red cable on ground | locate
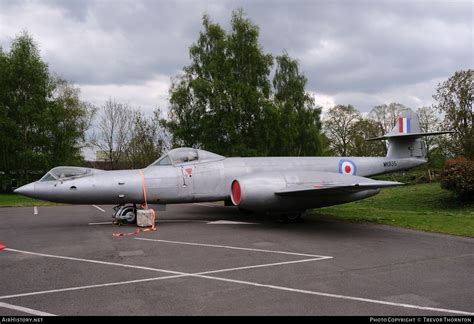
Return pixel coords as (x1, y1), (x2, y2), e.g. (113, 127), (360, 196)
(0, 241), (6, 250)
(112, 169), (157, 237)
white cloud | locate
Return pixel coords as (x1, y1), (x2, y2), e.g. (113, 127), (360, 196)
(79, 74), (170, 115)
(309, 92), (335, 116)
(1, 0), (471, 120)
(332, 77), (446, 113)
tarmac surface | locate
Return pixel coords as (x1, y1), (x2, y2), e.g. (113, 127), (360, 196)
(0, 203), (473, 316)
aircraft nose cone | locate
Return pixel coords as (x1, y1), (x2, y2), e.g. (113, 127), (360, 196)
(14, 183), (35, 197)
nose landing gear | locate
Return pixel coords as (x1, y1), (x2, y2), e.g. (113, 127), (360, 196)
(112, 204), (137, 225)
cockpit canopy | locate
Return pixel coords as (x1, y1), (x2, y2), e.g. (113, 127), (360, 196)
(39, 166), (101, 182)
(150, 148), (224, 167)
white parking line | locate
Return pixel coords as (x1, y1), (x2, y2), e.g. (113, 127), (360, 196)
(0, 257), (321, 301)
(88, 221), (113, 225)
(201, 258), (325, 274)
(0, 248), (321, 301)
(92, 205), (106, 212)
(1, 248), (472, 315)
(207, 220), (258, 225)
(33, 206), (38, 215)
(135, 238), (332, 259)
(194, 274), (474, 316)
(0, 301), (56, 316)
(3, 248), (183, 276)
(1, 248), (325, 280)
(0, 275), (185, 300)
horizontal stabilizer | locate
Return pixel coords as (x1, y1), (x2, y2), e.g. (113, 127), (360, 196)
(366, 131), (455, 141)
(275, 179), (403, 196)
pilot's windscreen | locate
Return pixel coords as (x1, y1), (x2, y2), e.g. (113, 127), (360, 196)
(155, 156), (172, 166)
(40, 173), (57, 182)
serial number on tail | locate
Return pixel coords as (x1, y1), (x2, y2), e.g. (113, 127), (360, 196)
(383, 161), (398, 167)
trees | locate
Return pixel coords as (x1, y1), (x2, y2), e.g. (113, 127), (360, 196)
(0, 32), (53, 182)
(433, 69), (473, 159)
(368, 103), (408, 135)
(92, 99), (134, 170)
(350, 119), (386, 157)
(271, 53), (323, 156)
(166, 9), (324, 157)
(417, 106), (441, 154)
(0, 32), (93, 189)
(323, 105), (360, 156)
(323, 105), (385, 157)
(48, 77), (96, 167)
(166, 14), (230, 152)
(125, 108), (169, 169)
(440, 157), (474, 201)
(416, 106), (445, 166)
(167, 10), (273, 156)
(93, 101), (169, 170)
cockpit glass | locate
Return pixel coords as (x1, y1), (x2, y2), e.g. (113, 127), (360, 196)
(170, 149), (198, 164)
(155, 155), (172, 166)
(41, 167), (92, 181)
(40, 173), (57, 182)
(148, 148), (224, 167)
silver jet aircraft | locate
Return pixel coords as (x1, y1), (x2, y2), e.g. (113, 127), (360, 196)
(15, 109), (451, 222)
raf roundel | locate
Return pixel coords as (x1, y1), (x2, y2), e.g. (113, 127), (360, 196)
(339, 160), (357, 175)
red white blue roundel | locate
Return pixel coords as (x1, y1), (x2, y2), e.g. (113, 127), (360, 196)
(339, 159), (357, 175)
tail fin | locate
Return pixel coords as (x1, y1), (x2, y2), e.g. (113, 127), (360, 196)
(367, 109), (454, 159)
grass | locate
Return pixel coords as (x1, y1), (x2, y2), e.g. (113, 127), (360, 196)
(0, 194), (62, 207)
(315, 182), (474, 237)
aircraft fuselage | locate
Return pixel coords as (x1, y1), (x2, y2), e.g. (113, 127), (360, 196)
(21, 155), (425, 208)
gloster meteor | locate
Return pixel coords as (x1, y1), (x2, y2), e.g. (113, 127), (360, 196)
(15, 109), (451, 223)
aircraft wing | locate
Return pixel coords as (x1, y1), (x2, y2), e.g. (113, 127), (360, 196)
(274, 178), (403, 196)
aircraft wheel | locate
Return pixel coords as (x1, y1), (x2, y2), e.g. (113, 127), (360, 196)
(278, 212), (303, 223)
(121, 206), (137, 224)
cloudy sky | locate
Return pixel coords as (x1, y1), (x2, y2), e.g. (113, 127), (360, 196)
(0, 0), (472, 116)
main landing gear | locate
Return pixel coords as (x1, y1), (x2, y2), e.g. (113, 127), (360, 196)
(112, 204), (137, 225)
(276, 211), (304, 223)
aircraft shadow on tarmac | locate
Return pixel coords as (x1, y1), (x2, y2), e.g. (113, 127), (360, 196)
(154, 204), (373, 238)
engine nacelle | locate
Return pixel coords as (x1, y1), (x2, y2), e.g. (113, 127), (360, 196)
(230, 171), (382, 212)
(230, 172), (288, 211)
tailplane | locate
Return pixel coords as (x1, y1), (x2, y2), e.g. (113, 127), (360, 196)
(367, 109), (454, 159)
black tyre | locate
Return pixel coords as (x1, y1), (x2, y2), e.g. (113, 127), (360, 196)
(277, 212), (303, 223)
(121, 206), (137, 224)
